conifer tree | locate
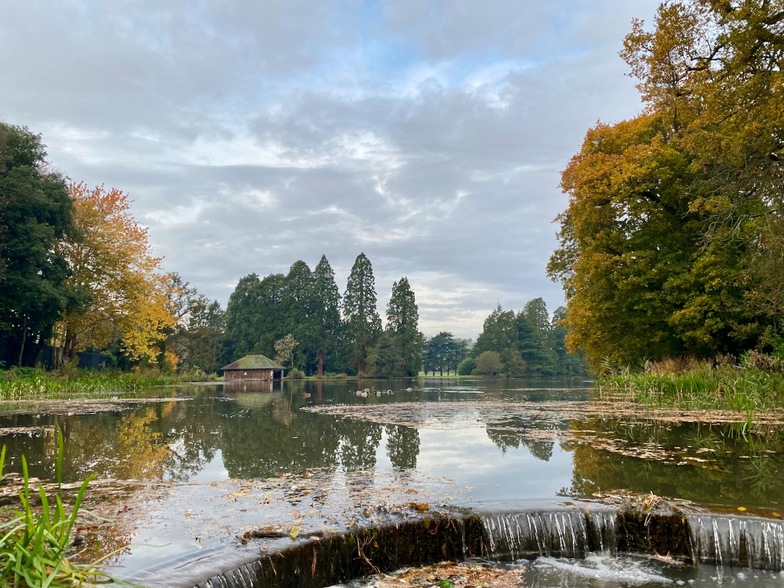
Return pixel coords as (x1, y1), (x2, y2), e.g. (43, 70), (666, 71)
(343, 253), (381, 375)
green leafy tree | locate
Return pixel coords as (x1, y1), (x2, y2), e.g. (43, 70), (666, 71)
(343, 253), (382, 375)
(475, 351), (503, 377)
(384, 277), (423, 376)
(283, 260), (315, 372)
(223, 273), (263, 361)
(312, 255), (343, 375)
(474, 305), (525, 376)
(424, 331), (465, 376)
(0, 123), (75, 366)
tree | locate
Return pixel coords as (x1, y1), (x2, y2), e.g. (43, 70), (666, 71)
(424, 331), (464, 376)
(54, 182), (176, 365)
(311, 255), (343, 376)
(223, 273), (263, 361)
(548, 1), (784, 371)
(283, 260), (315, 372)
(518, 298), (558, 375)
(0, 123), (74, 366)
(343, 253), (382, 375)
(475, 351), (503, 377)
(474, 305), (525, 376)
(274, 334), (298, 371)
(385, 277), (423, 376)
(165, 275), (226, 374)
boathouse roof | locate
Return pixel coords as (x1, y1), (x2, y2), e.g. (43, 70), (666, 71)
(221, 354), (285, 371)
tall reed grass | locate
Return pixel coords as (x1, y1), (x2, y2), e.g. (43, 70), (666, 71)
(598, 353), (784, 417)
(0, 368), (180, 401)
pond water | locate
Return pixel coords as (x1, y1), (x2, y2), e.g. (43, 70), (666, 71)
(1, 378), (783, 586)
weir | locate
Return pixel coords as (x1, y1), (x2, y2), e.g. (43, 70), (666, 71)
(187, 508), (784, 588)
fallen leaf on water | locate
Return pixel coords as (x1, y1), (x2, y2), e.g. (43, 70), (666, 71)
(289, 526), (300, 540)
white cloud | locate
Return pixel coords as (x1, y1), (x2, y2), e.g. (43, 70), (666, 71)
(0, 0), (661, 340)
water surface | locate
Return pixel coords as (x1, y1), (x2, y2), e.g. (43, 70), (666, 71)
(1, 378), (782, 585)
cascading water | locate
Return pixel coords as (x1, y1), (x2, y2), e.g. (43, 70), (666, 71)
(688, 514), (784, 571)
(479, 508), (618, 560)
(183, 508), (784, 588)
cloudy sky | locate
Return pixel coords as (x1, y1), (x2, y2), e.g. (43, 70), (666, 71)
(1, 0), (660, 340)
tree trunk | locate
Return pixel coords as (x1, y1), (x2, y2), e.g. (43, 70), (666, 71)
(17, 316), (28, 366)
(317, 349), (325, 376)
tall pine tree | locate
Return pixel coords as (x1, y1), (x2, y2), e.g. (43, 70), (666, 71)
(343, 253), (381, 375)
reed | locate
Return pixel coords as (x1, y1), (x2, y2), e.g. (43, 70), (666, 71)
(0, 368), (180, 401)
(598, 353), (784, 415)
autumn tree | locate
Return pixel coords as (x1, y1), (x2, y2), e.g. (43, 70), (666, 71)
(54, 182), (176, 365)
(0, 123), (74, 366)
(343, 253), (382, 375)
(549, 0), (784, 371)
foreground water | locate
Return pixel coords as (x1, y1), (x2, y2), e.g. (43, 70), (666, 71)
(1, 378), (783, 586)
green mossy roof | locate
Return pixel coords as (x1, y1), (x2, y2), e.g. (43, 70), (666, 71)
(222, 354), (285, 371)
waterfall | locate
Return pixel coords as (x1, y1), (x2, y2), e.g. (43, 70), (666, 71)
(688, 514), (784, 571)
(182, 510), (784, 588)
(480, 508), (617, 560)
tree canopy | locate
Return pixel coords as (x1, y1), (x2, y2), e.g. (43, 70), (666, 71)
(549, 0), (784, 372)
(0, 123), (74, 366)
(55, 182), (176, 365)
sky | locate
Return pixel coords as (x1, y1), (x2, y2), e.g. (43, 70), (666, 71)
(0, 0), (660, 340)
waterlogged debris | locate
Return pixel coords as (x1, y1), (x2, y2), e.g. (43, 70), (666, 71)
(348, 561), (525, 587)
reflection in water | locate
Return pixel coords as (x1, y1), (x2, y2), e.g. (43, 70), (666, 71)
(564, 416), (784, 510)
(0, 379), (783, 583)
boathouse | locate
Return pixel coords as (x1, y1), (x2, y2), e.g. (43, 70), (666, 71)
(221, 354), (285, 383)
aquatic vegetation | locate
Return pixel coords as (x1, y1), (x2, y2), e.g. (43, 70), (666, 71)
(597, 354), (784, 417)
(0, 430), (115, 587)
(0, 368), (181, 400)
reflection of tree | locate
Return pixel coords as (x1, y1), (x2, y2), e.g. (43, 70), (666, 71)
(219, 392), (341, 478)
(564, 417), (784, 508)
(0, 389), (225, 483)
(485, 427), (554, 461)
(385, 425), (419, 470)
(482, 411), (556, 462)
(338, 420), (382, 471)
(112, 408), (170, 479)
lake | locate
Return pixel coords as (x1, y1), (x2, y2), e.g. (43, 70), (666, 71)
(1, 378), (783, 586)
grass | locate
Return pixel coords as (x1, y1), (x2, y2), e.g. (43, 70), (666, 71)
(0, 368), (183, 401)
(598, 354), (784, 420)
(0, 429), (117, 587)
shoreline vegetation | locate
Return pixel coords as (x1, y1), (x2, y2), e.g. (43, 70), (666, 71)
(598, 353), (784, 417)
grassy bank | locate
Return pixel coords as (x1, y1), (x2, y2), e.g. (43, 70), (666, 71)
(0, 368), (187, 401)
(598, 354), (784, 414)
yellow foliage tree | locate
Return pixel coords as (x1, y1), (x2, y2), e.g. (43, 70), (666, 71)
(55, 182), (176, 365)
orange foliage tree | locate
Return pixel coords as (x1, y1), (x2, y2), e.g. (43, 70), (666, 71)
(55, 182), (176, 365)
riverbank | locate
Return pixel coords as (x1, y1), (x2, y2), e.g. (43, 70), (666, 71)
(0, 368), (214, 401)
(598, 354), (784, 417)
